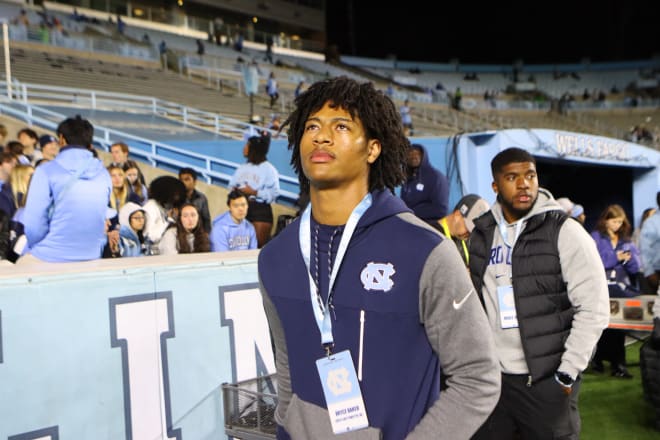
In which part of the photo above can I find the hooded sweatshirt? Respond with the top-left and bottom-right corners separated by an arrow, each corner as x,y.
118,202 -> 147,257
23,146 -> 111,262
400,144 -> 449,221
470,188 -> 609,380
259,189 -> 500,440
210,211 -> 257,252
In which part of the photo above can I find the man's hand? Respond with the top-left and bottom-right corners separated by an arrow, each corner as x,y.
554,371 -> 574,396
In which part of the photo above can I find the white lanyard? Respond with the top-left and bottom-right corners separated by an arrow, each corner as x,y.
497,215 -> 523,249
299,193 -> 372,354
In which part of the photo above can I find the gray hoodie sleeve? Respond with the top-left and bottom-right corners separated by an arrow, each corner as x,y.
407,238 -> 501,440
259,279 -> 293,427
557,219 -> 610,379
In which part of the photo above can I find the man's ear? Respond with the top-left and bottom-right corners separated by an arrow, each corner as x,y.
58,133 -> 66,145
366,139 -> 381,164
492,180 -> 498,195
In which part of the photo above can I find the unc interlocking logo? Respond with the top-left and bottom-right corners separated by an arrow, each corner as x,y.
360,262 -> 395,292
327,367 -> 352,396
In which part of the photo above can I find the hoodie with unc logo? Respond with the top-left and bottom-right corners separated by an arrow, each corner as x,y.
259,189 -> 500,440
210,211 -> 257,252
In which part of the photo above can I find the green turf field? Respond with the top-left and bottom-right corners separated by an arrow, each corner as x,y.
580,340 -> 659,439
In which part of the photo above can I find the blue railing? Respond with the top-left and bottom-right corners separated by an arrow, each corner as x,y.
0,98 -> 300,206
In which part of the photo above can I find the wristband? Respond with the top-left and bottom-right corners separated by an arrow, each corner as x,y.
555,371 -> 574,395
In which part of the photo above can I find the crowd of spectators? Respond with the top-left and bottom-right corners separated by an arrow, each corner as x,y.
0,116 -> 272,265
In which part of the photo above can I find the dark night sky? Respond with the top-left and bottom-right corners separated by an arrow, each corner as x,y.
325,1 -> 660,65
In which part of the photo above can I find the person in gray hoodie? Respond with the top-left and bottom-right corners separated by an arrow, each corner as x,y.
469,147 -> 609,440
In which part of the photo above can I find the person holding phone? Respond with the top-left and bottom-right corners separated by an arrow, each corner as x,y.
590,204 -> 641,378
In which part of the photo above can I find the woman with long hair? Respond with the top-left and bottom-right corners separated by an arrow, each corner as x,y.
590,203 -> 641,378
142,175 -> 186,254
228,132 -> 279,247
159,203 -> 210,254
123,160 -> 148,205
107,164 -> 140,211
9,164 -> 34,211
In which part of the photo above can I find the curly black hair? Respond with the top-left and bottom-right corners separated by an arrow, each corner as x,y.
148,175 -> 186,210
281,76 -> 409,194
246,132 -> 271,164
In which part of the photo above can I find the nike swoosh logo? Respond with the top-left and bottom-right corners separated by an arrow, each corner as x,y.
453,288 -> 474,310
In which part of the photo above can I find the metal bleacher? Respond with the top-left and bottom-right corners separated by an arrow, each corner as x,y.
2,0 -> 659,147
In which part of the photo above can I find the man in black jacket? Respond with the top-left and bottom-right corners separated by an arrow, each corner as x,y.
470,147 -> 609,440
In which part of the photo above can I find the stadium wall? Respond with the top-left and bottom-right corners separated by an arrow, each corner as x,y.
0,251 -> 269,439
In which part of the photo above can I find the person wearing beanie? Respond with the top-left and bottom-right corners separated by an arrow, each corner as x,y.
38,134 -> 60,161
228,131 -> 279,248
438,194 -> 490,266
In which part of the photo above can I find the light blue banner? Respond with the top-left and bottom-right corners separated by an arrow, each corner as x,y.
0,252 -> 273,440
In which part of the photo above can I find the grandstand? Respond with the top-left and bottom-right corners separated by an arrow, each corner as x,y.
1,0 -> 658,204
0,0 -> 658,222
2,0 -> 659,146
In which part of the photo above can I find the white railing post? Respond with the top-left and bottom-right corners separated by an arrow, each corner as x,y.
21,84 -> 28,103
183,107 -> 188,124
91,92 -> 96,109
3,22 -> 11,100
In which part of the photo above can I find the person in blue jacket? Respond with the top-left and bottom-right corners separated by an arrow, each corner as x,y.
259,76 -> 500,439
590,203 -> 641,378
210,189 -> 257,252
118,201 -> 149,257
400,143 -> 450,230
20,115 -> 111,263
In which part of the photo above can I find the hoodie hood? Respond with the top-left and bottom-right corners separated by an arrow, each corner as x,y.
212,210 -> 243,228
356,189 -> 412,230
490,187 -> 562,225
407,143 -> 431,177
119,201 -> 145,227
56,146 -> 107,179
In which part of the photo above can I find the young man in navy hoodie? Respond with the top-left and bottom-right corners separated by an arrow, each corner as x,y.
258,76 -> 500,439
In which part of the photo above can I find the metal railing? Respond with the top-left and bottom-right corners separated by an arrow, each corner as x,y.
0,83 -> 299,205
0,78 -> 286,140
